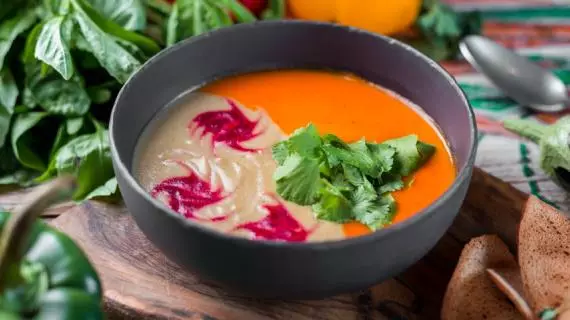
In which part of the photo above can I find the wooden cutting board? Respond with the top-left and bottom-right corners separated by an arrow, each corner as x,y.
40,167 -> 527,320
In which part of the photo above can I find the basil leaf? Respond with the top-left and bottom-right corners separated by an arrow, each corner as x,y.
88,0 -> 146,31
71,0 -> 160,54
45,0 -> 72,16
86,86 -> 112,104
72,2 -> 143,83
11,112 -> 49,171
35,16 -> 75,80
66,117 -> 84,135
167,0 -> 233,45
22,23 -> 44,64
0,69 -> 18,148
0,9 -> 38,70
53,122 -> 114,200
84,177 -> 118,199
26,64 -> 91,116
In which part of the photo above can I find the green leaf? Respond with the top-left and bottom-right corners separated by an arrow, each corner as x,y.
166,0 -> 234,45
84,176 -> 117,199
312,180 -> 352,223
22,23 -> 44,64
166,2 -> 180,47
274,153 -> 321,205
66,117 -> 84,135
11,112 -> 49,171
88,0 -> 147,31
272,141 -> 289,165
353,193 -> 396,230
72,1 -> 143,83
222,0 -> 256,23
52,122 -> 114,200
262,0 -> 286,20
0,9 -> 38,70
322,137 -> 378,176
26,64 -> 91,116
35,16 -> 75,80
0,68 -> 18,148
377,174 -> 404,194
71,0 -> 160,54
384,135 -> 436,176
86,86 -> 112,104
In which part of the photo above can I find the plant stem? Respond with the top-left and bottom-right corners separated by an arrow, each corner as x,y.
0,176 -> 76,293
503,119 -> 548,144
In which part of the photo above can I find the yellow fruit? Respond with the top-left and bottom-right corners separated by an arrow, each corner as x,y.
288,0 -> 336,22
335,0 -> 422,36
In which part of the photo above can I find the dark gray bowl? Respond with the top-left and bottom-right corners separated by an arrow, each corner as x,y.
110,20 -> 476,299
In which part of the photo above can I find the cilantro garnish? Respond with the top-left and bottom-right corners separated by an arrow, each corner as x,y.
271,123 -> 436,231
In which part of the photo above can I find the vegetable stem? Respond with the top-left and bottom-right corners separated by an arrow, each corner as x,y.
503,119 -> 547,144
0,175 -> 76,293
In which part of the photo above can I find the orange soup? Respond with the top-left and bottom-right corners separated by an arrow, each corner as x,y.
135,70 -> 456,242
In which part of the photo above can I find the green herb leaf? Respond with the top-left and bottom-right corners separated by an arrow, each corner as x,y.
0,9 -> 38,70
84,176 -> 118,199
22,23 -> 44,64
312,180 -> 352,223
353,193 -> 396,230
51,121 -> 114,200
72,0 -> 143,83
377,174 -> 405,194
11,112 -> 49,171
322,136 -> 378,176
273,153 -> 321,205
272,124 -> 435,230
0,69 -> 18,148
35,16 -> 75,80
26,64 -> 91,116
71,0 -> 160,54
66,117 -> 84,135
384,135 -> 436,176
166,0 -> 234,46
88,0 -> 147,31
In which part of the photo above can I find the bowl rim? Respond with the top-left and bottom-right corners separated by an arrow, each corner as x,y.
110,20 -> 477,250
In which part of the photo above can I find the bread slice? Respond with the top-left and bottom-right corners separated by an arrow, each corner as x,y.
518,196 -> 570,313
442,234 -> 523,320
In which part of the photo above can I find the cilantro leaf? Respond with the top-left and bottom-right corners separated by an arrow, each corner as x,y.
271,140 -> 289,165
273,153 -> 321,205
271,123 -> 322,166
352,188 -> 396,230
322,136 -> 378,176
377,174 -> 405,194
272,124 -> 435,231
312,180 -> 352,223
384,135 -> 436,176
287,123 -> 322,157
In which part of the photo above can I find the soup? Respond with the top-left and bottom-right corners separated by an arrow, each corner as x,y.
135,70 -> 456,242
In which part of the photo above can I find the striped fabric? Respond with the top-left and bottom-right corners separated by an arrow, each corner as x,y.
441,0 -> 570,209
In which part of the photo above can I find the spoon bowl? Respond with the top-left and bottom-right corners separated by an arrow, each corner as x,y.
460,35 -> 568,112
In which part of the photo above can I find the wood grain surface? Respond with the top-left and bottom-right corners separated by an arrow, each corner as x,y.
42,167 -> 528,320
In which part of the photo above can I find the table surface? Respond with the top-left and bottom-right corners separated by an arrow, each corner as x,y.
441,0 -> 570,211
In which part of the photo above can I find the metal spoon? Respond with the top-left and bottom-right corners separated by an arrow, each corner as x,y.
459,35 -> 569,113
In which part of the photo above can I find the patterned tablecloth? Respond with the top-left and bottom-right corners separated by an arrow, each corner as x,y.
441,0 -> 570,210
